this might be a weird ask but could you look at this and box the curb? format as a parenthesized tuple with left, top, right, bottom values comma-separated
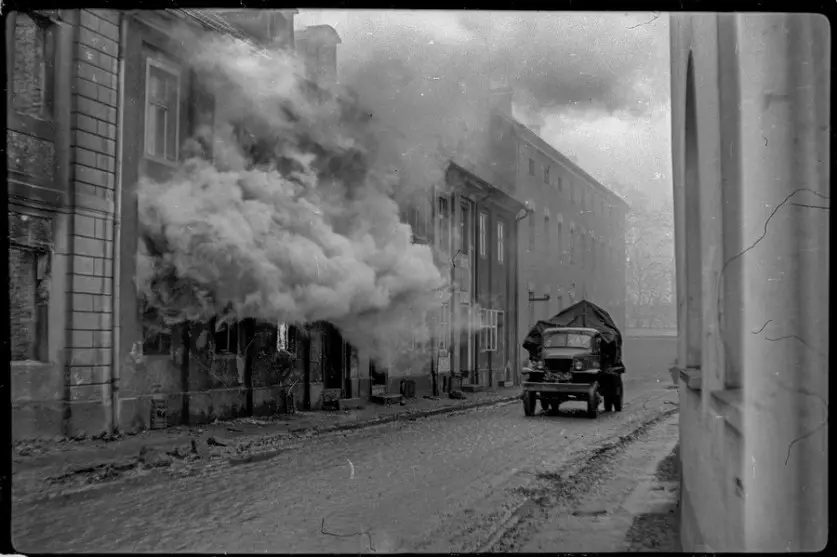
(228, 393, 521, 466)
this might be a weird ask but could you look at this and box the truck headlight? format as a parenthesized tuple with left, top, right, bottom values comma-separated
(574, 360, 584, 371)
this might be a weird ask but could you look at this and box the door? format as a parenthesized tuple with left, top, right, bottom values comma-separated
(370, 359, 388, 397)
(322, 323, 343, 391)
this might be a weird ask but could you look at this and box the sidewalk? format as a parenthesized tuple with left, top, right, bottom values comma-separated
(519, 411, 681, 553)
(12, 387, 520, 501)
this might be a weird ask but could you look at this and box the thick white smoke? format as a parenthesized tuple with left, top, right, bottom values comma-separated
(136, 30, 451, 363)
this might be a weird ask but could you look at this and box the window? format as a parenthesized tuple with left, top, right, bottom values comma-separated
(544, 165, 550, 184)
(556, 221, 564, 262)
(479, 309, 501, 351)
(569, 227, 575, 264)
(528, 214, 535, 252)
(10, 247, 50, 362)
(556, 294, 563, 311)
(437, 303, 450, 351)
(460, 201, 472, 254)
(479, 211, 487, 258)
(143, 327, 173, 356)
(497, 220, 505, 264)
(543, 215, 550, 250)
(408, 201, 429, 244)
(145, 58, 181, 163)
(12, 14, 55, 119)
(528, 158, 535, 176)
(213, 319, 239, 354)
(437, 195, 450, 253)
(557, 176, 563, 192)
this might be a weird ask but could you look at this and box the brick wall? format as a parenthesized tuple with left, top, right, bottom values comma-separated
(65, 9, 120, 433)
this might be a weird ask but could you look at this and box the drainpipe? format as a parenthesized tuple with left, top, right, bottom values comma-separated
(109, 14, 128, 434)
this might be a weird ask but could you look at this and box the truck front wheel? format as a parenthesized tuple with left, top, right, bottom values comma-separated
(523, 391, 537, 416)
(614, 381, 624, 412)
(587, 384, 601, 419)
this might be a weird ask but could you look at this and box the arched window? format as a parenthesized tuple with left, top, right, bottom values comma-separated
(543, 214, 551, 250)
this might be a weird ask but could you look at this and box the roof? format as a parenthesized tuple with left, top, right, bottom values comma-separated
(498, 112, 629, 210)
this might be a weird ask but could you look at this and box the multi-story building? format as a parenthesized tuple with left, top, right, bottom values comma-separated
(8, 8, 304, 439)
(484, 89, 629, 377)
(670, 13, 828, 552)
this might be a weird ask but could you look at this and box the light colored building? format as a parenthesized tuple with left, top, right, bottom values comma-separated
(485, 89, 629, 376)
(670, 13, 829, 552)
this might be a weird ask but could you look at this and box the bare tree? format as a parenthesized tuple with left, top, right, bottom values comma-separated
(620, 186, 676, 329)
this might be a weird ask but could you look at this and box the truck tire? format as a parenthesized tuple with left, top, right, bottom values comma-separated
(523, 391, 536, 416)
(587, 385, 600, 419)
(614, 381, 624, 412)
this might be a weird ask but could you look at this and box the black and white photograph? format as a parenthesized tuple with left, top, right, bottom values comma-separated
(5, 6, 829, 553)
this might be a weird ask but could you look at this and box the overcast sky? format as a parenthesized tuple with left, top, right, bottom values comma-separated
(295, 10, 672, 202)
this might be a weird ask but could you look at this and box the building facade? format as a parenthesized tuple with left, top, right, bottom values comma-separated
(485, 90, 629, 375)
(9, 9, 523, 437)
(671, 13, 828, 551)
(9, 9, 124, 439)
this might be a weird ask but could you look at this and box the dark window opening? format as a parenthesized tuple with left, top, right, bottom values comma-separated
(10, 247, 50, 362)
(12, 14, 55, 120)
(213, 319, 240, 354)
(528, 158, 535, 176)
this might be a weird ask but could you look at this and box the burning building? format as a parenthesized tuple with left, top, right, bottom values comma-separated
(9, 8, 525, 437)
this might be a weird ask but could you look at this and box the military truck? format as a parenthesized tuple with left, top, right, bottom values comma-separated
(521, 300, 625, 419)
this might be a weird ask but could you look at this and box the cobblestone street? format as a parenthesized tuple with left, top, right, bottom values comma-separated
(13, 380, 676, 553)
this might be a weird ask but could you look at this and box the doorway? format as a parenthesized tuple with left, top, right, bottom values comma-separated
(322, 323, 344, 391)
(459, 300, 473, 379)
(370, 359, 388, 397)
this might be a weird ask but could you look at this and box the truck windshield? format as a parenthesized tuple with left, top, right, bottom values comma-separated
(543, 332, 591, 348)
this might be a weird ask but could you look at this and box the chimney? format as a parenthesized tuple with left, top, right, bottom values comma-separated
(489, 86, 513, 117)
(295, 25, 342, 87)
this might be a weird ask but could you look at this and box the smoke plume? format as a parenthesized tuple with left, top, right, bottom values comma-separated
(136, 30, 451, 363)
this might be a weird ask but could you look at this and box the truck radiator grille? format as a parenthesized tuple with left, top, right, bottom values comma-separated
(544, 359, 573, 374)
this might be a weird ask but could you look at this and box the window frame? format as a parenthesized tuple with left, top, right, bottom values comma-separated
(479, 308, 500, 352)
(437, 303, 450, 352)
(479, 211, 487, 258)
(543, 165, 550, 184)
(497, 220, 505, 264)
(144, 56, 182, 166)
(528, 157, 535, 176)
(437, 195, 451, 254)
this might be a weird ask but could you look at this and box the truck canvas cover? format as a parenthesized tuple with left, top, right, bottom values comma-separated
(523, 300, 623, 359)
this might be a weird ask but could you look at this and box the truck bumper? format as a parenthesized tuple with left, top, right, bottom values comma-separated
(522, 381, 593, 394)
